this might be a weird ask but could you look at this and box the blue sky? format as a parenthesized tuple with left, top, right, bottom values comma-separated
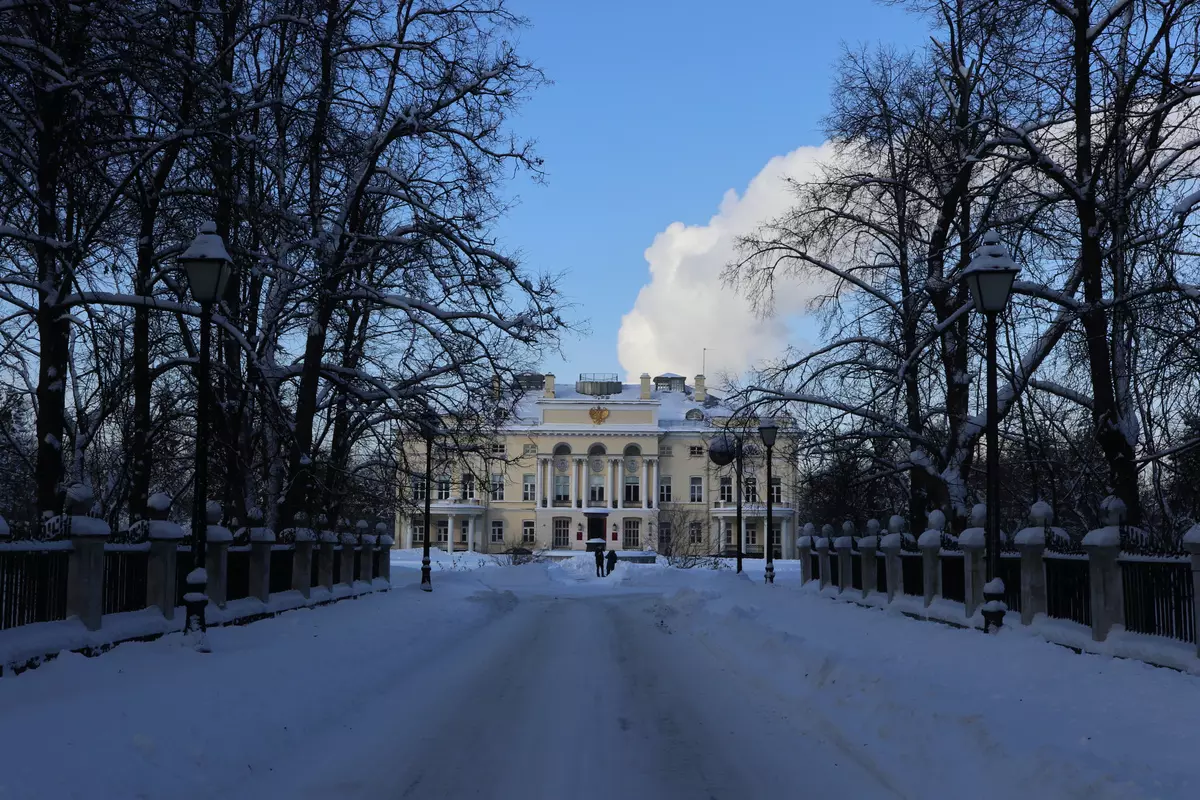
(496, 0, 927, 382)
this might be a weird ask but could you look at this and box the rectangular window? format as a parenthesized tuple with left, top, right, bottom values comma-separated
(689, 522, 703, 544)
(490, 442, 506, 457)
(746, 521, 758, 546)
(436, 475, 451, 501)
(770, 477, 782, 504)
(745, 477, 758, 503)
(490, 520, 504, 543)
(658, 476, 672, 503)
(463, 474, 475, 500)
(771, 523, 782, 557)
(724, 521, 734, 545)
(522, 520, 536, 544)
(412, 521, 425, 542)
(461, 519, 470, 543)
(590, 475, 605, 503)
(490, 474, 505, 501)
(436, 519, 449, 543)
(411, 475, 427, 502)
(522, 474, 535, 502)
(623, 519, 641, 549)
(523, 444, 537, 456)
(689, 476, 703, 503)
(658, 521, 671, 549)
(624, 476, 640, 504)
(554, 474, 570, 504)
(720, 476, 732, 503)
(553, 518, 570, 549)
(660, 446, 673, 457)
(688, 445, 704, 458)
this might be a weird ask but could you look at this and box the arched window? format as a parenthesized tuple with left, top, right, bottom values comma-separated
(552, 443, 572, 505)
(685, 408, 704, 421)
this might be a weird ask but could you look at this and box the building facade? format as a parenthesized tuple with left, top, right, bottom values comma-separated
(395, 371, 800, 558)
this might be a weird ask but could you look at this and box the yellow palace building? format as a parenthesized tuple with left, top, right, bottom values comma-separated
(395, 372, 800, 558)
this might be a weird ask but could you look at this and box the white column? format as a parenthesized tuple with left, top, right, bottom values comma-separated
(530, 455, 540, 506)
(569, 457, 578, 508)
(712, 518, 721, 555)
(406, 516, 413, 549)
(604, 458, 613, 507)
(643, 455, 652, 506)
(468, 516, 475, 552)
(740, 515, 747, 555)
(616, 458, 625, 510)
(781, 517, 792, 560)
(543, 458, 551, 507)
(447, 514, 457, 552)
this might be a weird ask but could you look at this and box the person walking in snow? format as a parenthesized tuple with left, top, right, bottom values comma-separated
(594, 546, 605, 578)
(605, 548, 617, 576)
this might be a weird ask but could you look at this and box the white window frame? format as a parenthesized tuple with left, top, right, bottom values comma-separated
(522, 474, 535, 502)
(436, 519, 449, 543)
(522, 520, 536, 544)
(522, 443, 537, 456)
(490, 474, 505, 501)
(658, 521, 671, 548)
(658, 475, 672, 503)
(688, 445, 704, 458)
(436, 475, 451, 501)
(689, 476, 703, 503)
(770, 477, 782, 504)
(462, 474, 475, 500)
(623, 518, 641, 549)
(490, 520, 504, 543)
(688, 522, 703, 544)
(719, 476, 732, 503)
(412, 521, 425, 542)
(553, 474, 570, 504)
(491, 443, 506, 457)
(745, 477, 758, 503)
(411, 475, 427, 502)
(660, 446, 673, 457)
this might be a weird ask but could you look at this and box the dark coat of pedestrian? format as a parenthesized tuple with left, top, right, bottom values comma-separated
(605, 549, 617, 576)
(594, 547, 605, 577)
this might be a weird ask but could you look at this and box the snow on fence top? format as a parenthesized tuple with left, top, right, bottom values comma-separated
(1184, 525, 1200, 546)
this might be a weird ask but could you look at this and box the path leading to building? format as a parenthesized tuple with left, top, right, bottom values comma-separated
(1, 552, 1197, 799)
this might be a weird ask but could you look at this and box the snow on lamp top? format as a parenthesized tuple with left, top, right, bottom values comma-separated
(180, 221, 232, 304)
(963, 230, 1019, 314)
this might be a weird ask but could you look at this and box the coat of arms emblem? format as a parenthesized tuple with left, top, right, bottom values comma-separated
(589, 406, 610, 424)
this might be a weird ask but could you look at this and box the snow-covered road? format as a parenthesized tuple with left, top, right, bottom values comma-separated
(1, 551, 1198, 799)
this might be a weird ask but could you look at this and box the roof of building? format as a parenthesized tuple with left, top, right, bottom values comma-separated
(507, 379, 730, 432)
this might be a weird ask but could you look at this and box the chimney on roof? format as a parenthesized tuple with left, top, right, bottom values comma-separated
(544, 373, 555, 399)
(695, 374, 706, 403)
(640, 373, 652, 400)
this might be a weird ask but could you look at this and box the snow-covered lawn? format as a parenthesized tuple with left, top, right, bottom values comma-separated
(0, 553, 1196, 798)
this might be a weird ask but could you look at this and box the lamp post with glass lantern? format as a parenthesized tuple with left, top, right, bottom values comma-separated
(179, 221, 232, 651)
(961, 230, 1019, 631)
(417, 408, 439, 592)
(759, 417, 778, 585)
(708, 430, 744, 574)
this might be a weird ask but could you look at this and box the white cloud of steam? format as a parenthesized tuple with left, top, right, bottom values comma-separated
(617, 143, 836, 385)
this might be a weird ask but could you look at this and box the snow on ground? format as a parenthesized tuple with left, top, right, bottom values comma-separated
(0, 554, 1196, 799)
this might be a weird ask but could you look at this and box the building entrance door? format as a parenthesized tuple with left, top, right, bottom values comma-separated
(586, 515, 607, 551)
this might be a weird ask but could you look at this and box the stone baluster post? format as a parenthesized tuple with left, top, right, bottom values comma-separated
(144, 493, 184, 619)
(960, 504, 987, 618)
(1082, 495, 1127, 643)
(246, 513, 275, 604)
(357, 520, 375, 583)
(797, 522, 814, 584)
(62, 484, 110, 631)
(291, 513, 315, 599)
(318, 529, 337, 590)
(836, 520, 854, 594)
(882, 516, 905, 603)
(816, 525, 832, 590)
(205, 502, 232, 608)
(339, 526, 357, 585)
(860, 519, 880, 598)
(375, 522, 393, 584)
(1013, 501, 1054, 625)
(918, 510, 945, 608)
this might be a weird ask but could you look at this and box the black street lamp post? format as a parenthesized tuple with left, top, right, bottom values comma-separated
(418, 409, 439, 592)
(759, 417, 777, 585)
(179, 221, 232, 652)
(962, 230, 1019, 632)
(708, 431, 743, 574)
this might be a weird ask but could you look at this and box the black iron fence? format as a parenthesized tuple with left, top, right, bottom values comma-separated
(270, 546, 294, 595)
(1121, 557, 1195, 643)
(850, 552, 863, 590)
(809, 552, 819, 580)
(827, 552, 840, 587)
(102, 547, 149, 615)
(1045, 554, 1091, 627)
(877, 553, 888, 595)
(352, 546, 362, 582)
(311, 546, 322, 587)
(226, 547, 251, 601)
(900, 552, 923, 596)
(0, 546, 70, 629)
(998, 554, 1022, 613)
(940, 553, 965, 602)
